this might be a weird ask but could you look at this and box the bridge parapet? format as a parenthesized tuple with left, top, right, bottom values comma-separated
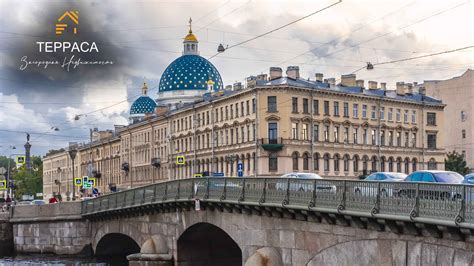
(11, 202, 82, 223)
(83, 177, 474, 232)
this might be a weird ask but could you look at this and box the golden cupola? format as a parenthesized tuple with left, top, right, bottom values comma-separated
(183, 18, 199, 55)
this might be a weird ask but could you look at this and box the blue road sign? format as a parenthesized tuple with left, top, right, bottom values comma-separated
(212, 172, 224, 177)
(92, 188, 99, 195)
(238, 171, 243, 177)
(237, 162, 243, 171)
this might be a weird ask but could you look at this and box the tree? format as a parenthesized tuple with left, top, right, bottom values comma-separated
(445, 151, 470, 176)
(12, 156, 43, 200)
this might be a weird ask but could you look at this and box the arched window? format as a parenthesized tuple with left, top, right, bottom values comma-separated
(353, 155, 359, 172)
(334, 154, 340, 172)
(323, 153, 330, 172)
(380, 157, 386, 172)
(371, 156, 378, 172)
(292, 152, 299, 171)
(388, 157, 394, 172)
(246, 154, 251, 171)
(303, 153, 309, 170)
(428, 158, 437, 170)
(252, 152, 256, 172)
(313, 153, 320, 171)
(404, 158, 410, 174)
(362, 156, 369, 172)
(343, 154, 350, 172)
(412, 158, 417, 172)
(269, 153, 278, 172)
(191, 44, 195, 50)
(396, 157, 402, 172)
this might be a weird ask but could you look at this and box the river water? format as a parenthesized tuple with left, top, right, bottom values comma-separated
(0, 255, 128, 266)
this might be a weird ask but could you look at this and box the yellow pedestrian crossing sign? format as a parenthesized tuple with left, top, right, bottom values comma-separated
(0, 180, 6, 190)
(176, 156, 185, 165)
(193, 173, 203, 178)
(74, 177, 83, 187)
(16, 156, 25, 165)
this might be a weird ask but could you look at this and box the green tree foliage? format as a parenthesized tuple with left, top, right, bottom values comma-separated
(12, 156, 43, 200)
(445, 151, 471, 176)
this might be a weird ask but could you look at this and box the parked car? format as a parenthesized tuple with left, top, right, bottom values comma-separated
(400, 171, 464, 200)
(277, 173, 336, 193)
(30, 200, 46, 205)
(463, 173, 474, 185)
(353, 172, 407, 196)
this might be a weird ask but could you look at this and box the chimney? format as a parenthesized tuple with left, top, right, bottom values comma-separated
(257, 74, 268, 81)
(406, 83, 413, 94)
(286, 66, 300, 80)
(356, 79, 364, 87)
(368, 81, 378, 90)
(413, 82, 418, 87)
(340, 74, 356, 86)
(380, 82, 387, 90)
(315, 73, 324, 82)
(326, 78, 336, 87)
(233, 82, 242, 91)
(269, 67, 282, 80)
(419, 86, 426, 95)
(396, 82, 405, 95)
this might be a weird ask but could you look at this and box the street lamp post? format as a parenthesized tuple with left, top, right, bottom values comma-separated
(68, 147, 78, 201)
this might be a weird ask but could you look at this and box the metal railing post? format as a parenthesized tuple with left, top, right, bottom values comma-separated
(337, 180, 346, 212)
(309, 179, 317, 208)
(259, 178, 267, 204)
(238, 178, 245, 202)
(371, 181, 380, 215)
(205, 178, 210, 200)
(221, 178, 227, 201)
(455, 185, 466, 225)
(410, 183, 420, 220)
(283, 178, 290, 206)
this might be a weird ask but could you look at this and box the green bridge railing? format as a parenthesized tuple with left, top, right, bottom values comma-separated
(81, 177, 474, 229)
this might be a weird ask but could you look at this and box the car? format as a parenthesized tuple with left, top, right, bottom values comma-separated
(30, 200, 46, 205)
(277, 173, 336, 193)
(353, 172, 407, 197)
(17, 200, 32, 206)
(463, 173, 474, 185)
(400, 170, 464, 200)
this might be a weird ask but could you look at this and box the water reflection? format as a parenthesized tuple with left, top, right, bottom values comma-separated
(0, 255, 128, 266)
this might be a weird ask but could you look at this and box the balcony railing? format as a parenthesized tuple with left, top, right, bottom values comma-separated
(81, 178, 474, 229)
(260, 138, 284, 151)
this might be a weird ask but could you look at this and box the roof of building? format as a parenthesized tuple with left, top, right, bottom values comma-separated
(264, 77, 443, 105)
(130, 95, 157, 117)
(158, 55, 223, 93)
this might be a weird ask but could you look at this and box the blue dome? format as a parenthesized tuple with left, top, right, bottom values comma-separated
(159, 55, 223, 92)
(130, 96, 157, 116)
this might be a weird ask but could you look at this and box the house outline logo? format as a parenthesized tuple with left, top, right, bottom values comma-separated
(55, 11, 79, 35)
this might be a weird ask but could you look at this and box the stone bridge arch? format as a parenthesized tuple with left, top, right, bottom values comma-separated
(92, 220, 146, 254)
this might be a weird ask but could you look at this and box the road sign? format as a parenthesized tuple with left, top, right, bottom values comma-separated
(176, 156, 185, 165)
(238, 171, 243, 177)
(212, 172, 224, 177)
(16, 156, 25, 165)
(193, 173, 203, 178)
(92, 188, 99, 195)
(74, 177, 83, 186)
(88, 177, 96, 188)
(0, 167, 6, 175)
(237, 162, 243, 171)
(0, 180, 6, 190)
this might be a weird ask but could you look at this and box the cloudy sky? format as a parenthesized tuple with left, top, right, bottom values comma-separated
(0, 0, 472, 156)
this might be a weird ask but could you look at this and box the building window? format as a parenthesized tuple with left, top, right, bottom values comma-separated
(396, 132, 401, 146)
(428, 158, 437, 170)
(313, 153, 320, 171)
(462, 129, 466, 139)
(303, 153, 309, 170)
(267, 96, 277, 112)
(268, 122, 278, 143)
(292, 152, 299, 171)
(381, 157, 386, 172)
(371, 129, 376, 145)
(230, 105, 233, 119)
(412, 110, 416, 123)
(313, 100, 319, 115)
(404, 110, 408, 123)
(334, 154, 340, 172)
(246, 100, 250, 115)
(362, 157, 368, 172)
(371, 156, 378, 172)
(427, 134, 437, 149)
(343, 102, 349, 117)
(371, 106, 376, 119)
(323, 154, 330, 172)
(353, 156, 359, 172)
(220, 107, 223, 122)
(334, 126, 339, 143)
(344, 127, 349, 143)
(230, 129, 234, 145)
(388, 131, 393, 146)
(334, 101, 339, 116)
(388, 158, 394, 172)
(396, 109, 401, 122)
(363, 129, 368, 144)
(247, 125, 250, 142)
(388, 108, 393, 121)
(324, 101, 330, 115)
(252, 99, 256, 113)
(302, 124, 308, 140)
(235, 104, 239, 118)
(303, 98, 309, 114)
(380, 130, 385, 146)
(412, 133, 416, 147)
(353, 128, 358, 144)
(427, 112, 436, 125)
(362, 105, 367, 118)
(292, 97, 298, 113)
(353, 104, 359, 118)
(313, 124, 319, 142)
(404, 158, 409, 174)
(412, 159, 417, 171)
(291, 122, 298, 140)
(269, 153, 278, 172)
(461, 111, 467, 122)
(396, 158, 402, 172)
(324, 125, 329, 142)
(380, 107, 385, 120)
(343, 155, 349, 172)
(241, 102, 244, 117)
